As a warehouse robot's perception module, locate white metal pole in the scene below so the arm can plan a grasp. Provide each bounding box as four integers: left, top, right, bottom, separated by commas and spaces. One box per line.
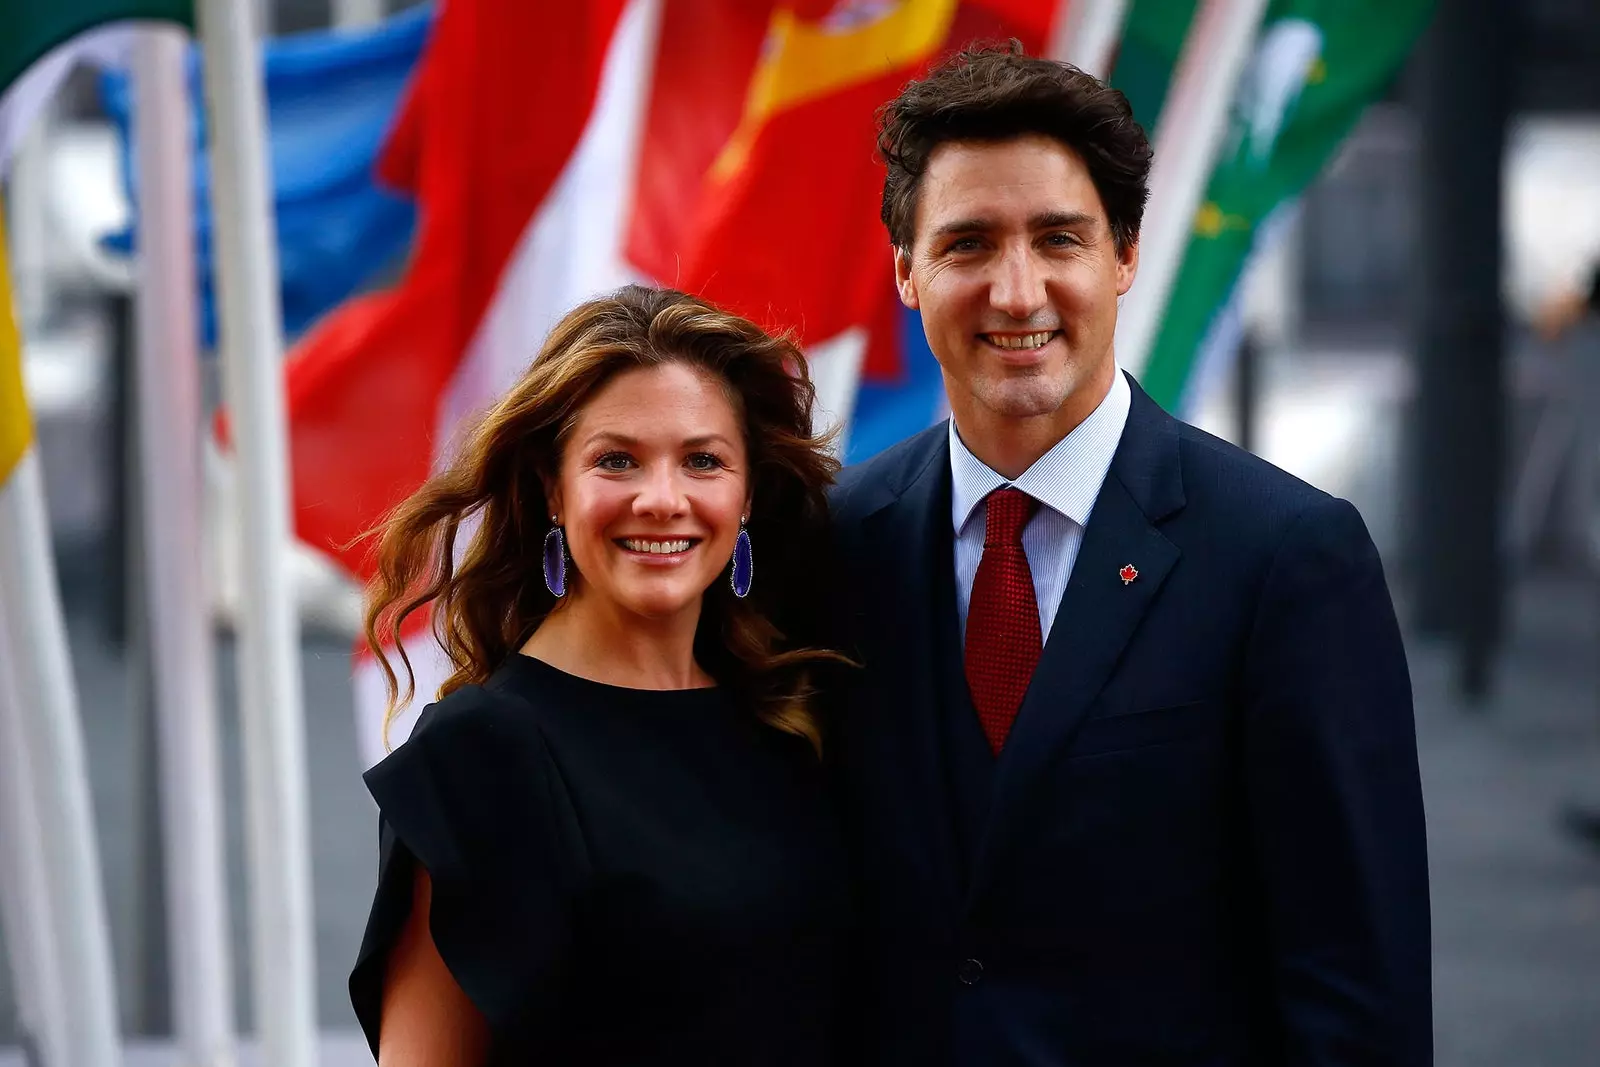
193, 1, 318, 1065
0, 452, 123, 1067
130, 27, 239, 1067
1048, 0, 1129, 77
332, 0, 386, 29
1113, 0, 1269, 377
0, 603, 68, 1067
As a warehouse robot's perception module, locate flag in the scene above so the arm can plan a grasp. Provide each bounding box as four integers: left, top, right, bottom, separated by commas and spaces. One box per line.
284, 0, 632, 582
281, 0, 639, 760
97, 5, 430, 347
284, 0, 633, 585
1110, 0, 1432, 412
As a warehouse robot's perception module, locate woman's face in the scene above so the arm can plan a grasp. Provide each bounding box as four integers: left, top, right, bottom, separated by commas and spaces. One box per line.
550, 361, 749, 625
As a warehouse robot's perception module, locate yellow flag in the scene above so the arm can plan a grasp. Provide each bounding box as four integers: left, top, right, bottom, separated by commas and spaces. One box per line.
0, 206, 31, 485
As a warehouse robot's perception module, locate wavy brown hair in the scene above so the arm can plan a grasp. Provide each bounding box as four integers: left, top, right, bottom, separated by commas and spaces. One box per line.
364, 285, 847, 754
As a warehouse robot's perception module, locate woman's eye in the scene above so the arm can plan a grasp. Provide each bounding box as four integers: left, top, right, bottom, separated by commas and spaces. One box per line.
595, 452, 634, 472
686, 452, 724, 472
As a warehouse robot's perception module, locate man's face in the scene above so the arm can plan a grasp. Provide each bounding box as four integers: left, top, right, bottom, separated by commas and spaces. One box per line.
895, 134, 1138, 431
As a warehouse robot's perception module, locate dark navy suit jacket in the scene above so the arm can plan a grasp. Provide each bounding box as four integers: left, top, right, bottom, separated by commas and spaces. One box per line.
825, 375, 1431, 1066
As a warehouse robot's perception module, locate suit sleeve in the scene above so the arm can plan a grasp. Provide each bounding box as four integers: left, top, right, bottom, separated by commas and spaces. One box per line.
1242, 496, 1432, 1067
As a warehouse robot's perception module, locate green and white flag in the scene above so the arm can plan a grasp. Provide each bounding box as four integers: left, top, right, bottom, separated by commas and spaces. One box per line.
0, 0, 193, 172
1111, 0, 1433, 412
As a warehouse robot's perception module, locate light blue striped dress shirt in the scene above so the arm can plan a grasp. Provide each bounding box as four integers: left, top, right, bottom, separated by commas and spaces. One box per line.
950, 369, 1132, 646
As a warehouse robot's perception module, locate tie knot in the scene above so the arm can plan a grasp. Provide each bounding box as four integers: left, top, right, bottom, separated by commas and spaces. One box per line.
983, 487, 1035, 547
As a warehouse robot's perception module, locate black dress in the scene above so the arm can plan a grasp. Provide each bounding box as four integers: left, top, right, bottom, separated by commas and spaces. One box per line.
349, 653, 850, 1065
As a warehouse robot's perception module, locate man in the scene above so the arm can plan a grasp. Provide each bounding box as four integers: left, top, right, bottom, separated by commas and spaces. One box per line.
827, 44, 1432, 1065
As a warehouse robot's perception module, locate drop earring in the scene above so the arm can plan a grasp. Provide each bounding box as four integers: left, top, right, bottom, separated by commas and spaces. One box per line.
730, 517, 753, 599
543, 516, 567, 598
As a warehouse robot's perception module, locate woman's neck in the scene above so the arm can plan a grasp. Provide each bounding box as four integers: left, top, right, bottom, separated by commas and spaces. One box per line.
520, 592, 712, 690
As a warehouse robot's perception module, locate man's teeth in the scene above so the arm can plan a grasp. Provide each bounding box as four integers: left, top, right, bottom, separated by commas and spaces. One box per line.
622, 539, 692, 554
987, 331, 1055, 350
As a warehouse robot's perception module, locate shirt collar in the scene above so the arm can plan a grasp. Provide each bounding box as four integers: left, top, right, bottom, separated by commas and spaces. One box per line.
949, 368, 1132, 535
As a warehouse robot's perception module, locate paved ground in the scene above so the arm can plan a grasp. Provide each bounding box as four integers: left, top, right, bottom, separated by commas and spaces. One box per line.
3, 344, 1599, 1065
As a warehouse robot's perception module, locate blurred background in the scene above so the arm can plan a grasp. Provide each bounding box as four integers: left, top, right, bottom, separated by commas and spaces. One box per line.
1, 0, 1598, 1064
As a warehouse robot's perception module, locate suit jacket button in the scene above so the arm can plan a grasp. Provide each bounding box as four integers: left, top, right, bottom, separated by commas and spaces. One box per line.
957, 958, 984, 986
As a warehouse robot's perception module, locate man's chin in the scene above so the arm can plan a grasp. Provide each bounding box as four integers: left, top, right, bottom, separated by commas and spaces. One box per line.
973, 380, 1071, 421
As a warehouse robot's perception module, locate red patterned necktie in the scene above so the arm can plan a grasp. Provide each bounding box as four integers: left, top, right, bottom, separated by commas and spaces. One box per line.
964, 487, 1042, 755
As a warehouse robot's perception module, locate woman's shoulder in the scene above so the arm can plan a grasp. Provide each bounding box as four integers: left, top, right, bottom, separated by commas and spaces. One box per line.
399, 653, 587, 747
364, 671, 585, 877
370, 669, 567, 817
400, 677, 544, 756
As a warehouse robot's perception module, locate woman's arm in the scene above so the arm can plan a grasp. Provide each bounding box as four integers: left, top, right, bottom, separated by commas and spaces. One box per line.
378, 865, 491, 1066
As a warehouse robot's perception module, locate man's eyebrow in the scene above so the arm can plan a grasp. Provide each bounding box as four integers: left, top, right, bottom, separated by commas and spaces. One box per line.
930, 216, 994, 241
1031, 210, 1097, 230
929, 211, 1099, 241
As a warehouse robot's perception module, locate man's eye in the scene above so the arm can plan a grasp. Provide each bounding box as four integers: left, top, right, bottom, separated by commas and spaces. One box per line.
1045, 232, 1078, 247
596, 452, 634, 471
947, 238, 981, 253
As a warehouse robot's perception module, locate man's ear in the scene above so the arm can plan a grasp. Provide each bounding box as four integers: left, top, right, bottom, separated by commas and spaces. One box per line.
893, 244, 920, 310
1115, 238, 1139, 297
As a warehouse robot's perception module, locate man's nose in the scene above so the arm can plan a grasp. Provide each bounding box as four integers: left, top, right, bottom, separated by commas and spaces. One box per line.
989, 246, 1048, 321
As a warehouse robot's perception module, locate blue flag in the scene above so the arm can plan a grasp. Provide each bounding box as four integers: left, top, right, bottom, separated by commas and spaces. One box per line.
100, 4, 432, 348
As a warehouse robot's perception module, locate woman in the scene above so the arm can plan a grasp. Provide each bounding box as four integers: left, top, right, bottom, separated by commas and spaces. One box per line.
349, 285, 852, 1065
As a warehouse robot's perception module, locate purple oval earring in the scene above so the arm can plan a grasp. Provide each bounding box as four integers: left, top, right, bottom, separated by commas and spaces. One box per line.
730, 518, 753, 599
543, 517, 567, 597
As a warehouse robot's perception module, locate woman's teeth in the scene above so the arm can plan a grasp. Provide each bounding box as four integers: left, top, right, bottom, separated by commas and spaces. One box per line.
986, 331, 1055, 350
622, 539, 692, 554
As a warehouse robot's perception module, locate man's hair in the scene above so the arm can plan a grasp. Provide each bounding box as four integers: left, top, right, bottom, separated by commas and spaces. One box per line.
877, 41, 1153, 252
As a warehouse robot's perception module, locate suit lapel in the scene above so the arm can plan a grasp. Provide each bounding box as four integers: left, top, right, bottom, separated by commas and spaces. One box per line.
857, 433, 966, 914
967, 378, 1186, 904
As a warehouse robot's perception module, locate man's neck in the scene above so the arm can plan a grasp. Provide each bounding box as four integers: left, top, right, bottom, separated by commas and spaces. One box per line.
953, 368, 1116, 481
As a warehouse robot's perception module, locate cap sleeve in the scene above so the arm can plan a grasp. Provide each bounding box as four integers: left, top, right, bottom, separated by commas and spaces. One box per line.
347, 685, 588, 1058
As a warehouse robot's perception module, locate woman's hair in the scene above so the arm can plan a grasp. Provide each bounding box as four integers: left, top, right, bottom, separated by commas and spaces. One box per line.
878, 40, 1152, 253
363, 285, 846, 754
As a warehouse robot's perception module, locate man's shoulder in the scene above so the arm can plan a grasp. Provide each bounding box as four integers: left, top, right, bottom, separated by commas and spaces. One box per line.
829, 421, 947, 525
1170, 417, 1325, 507
1162, 415, 1372, 557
